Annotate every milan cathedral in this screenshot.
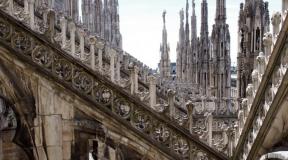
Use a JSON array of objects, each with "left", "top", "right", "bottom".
[
  {"left": 2, "top": 0, "right": 288, "bottom": 159},
  {"left": 159, "top": 0, "right": 234, "bottom": 115}
]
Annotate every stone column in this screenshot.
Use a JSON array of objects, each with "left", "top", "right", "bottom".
[
  {"left": 110, "top": 49, "right": 117, "bottom": 83},
  {"left": 109, "top": 147, "right": 116, "bottom": 160},
  {"left": 34, "top": 115, "right": 47, "bottom": 159},
  {"left": 68, "top": 21, "right": 76, "bottom": 57},
  {"left": 43, "top": 114, "right": 63, "bottom": 160},
  {"left": 62, "top": 114, "right": 73, "bottom": 160},
  {"left": 222, "top": 128, "right": 228, "bottom": 148},
  {"left": 227, "top": 128, "right": 234, "bottom": 157},
  {"left": 207, "top": 113, "right": 213, "bottom": 146},
  {"left": 116, "top": 53, "right": 122, "bottom": 84},
  {"left": 201, "top": 96, "right": 206, "bottom": 112},
  {"left": 78, "top": 28, "right": 86, "bottom": 61},
  {"left": 148, "top": 75, "right": 157, "bottom": 109},
  {"left": 96, "top": 42, "right": 105, "bottom": 74},
  {"left": 167, "top": 89, "right": 176, "bottom": 119},
  {"left": 89, "top": 36, "right": 97, "bottom": 71},
  {"left": 134, "top": 66, "right": 139, "bottom": 93},
  {"left": 97, "top": 140, "right": 106, "bottom": 159},
  {"left": 45, "top": 10, "right": 56, "bottom": 42},
  {"left": 123, "top": 53, "right": 129, "bottom": 70},
  {"left": 143, "top": 67, "right": 149, "bottom": 83},
  {"left": 28, "top": 0, "right": 35, "bottom": 29},
  {"left": 35, "top": 84, "right": 66, "bottom": 160},
  {"left": 60, "top": 17, "right": 67, "bottom": 49},
  {"left": 129, "top": 66, "right": 139, "bottom": 94},
  {"left": 8, "top": 0, "right": 14, "bottom": 15},
  {"left": 186, "top": 101, "right": 194, "bottom": 134}
]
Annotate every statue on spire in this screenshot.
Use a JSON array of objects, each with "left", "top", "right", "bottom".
[
  {"left": 186, "top": 0, "right": 189, "bottom": 16},
  {"left": 162, "top": 10, "right": 166, "bottom": 25},
  {"left": 192, "top": 0, "right": 195, "bottom": 10},
  {"left": 180, "top": 9, "right": 184, "bottom": 23}
]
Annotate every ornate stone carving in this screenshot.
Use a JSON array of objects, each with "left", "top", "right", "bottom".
[
  {"left": 194, "top": 102, "right": 204, "bottom": 114},
  {"left": 271, "top": 12, "right": 282, "bottom": 37},
  {"left": 263, "top": 32, "right": 273, "bottom": 58},
  {"left": 251, "top": 69, "right": 259, "bottom": 89},
  {"left": 272, "top": 66, "right": 283, "bottom": 90},
  {"left": 152, "top": 123, "right": 170, "bottom": 143},
  {"left": 72, "top": 70, "right": 93, "bottom": 94},
  {"left": 11, "top": 32, "right": 33, "bottom": 53},
  {"left": 172, "top": 135, "right": 189, "bottom": 156},
  {"left": 256, "top": 52, "right": 266, "bottom": 77},
  {"left": 219, "top": 100, "right": 227, "bottom": 115},
  {"left": 131, "top": 110, "right": 151, "bottom": 132},
  {"left": 32, "top": 46, "right": 52, "bottom": 68},
  {"left": 174, "top": 111, "right": 188, "bottom": 126},
  {"left": 0, "top": 20, "right": 11, "bottom": 39},
  {"left": 113, "top": 98, "right": 131, "bottom": 119},
  {"left": 99, "top": 88, "right": 112, "bottom": 104},
  {"left": 53, "top": 58, "right": 72, "bottom": 81}
]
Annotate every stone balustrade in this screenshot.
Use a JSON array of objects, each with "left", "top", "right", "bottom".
[{"left": 234, "top": 4, "right": 288, "bottom": 159}]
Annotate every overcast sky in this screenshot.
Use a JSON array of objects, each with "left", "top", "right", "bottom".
[{"left": 119, "top": 0, "right": 281, "bottom": 69}]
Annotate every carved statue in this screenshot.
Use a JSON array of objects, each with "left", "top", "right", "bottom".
[
  {"left": 180, "top": 9, "right": 184, "bottom": 23},
  {"left": 162, "top": 10, "right": 166, "bottom": 24}
]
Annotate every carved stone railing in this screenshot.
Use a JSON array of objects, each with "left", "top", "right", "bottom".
[
  {"left": 233, "top": 6, "right": 288, "bottom": 160},
  {"left": 0, "top": 2, "right": 228, "bottom": 160},
  {"left": 0, "top": 0, "right": 215, "bottom": 138}
]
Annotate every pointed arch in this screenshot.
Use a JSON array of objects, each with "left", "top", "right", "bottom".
[{"left": 0, "top": 55, "right": 36, "bottom": 160}]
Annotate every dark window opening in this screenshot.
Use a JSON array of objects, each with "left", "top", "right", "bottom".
[
  {"left": 221, "top": 42, "right": 224, "bottom": 57},
  {"left": 256, "top": 27, "right": 260, "bottom": 51}
]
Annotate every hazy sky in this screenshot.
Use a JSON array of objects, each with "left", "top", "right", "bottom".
[{"left": 119, "top": 0, "right": 281, "bottom": 69}]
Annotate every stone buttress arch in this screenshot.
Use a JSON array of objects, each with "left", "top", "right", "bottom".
[{"left": 0, "top": 53, "right": 37, "bottom": 160}]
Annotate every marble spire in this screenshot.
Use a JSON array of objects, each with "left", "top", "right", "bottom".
[
  {"left": 200, "top": 0, "right": 209, "bottom": 40},
  {"left": 191, "top": 0, "right": 197, "bottom": 42},
  {"left": 160, "top": 10, "right": 171, "bottom": 80},
  {"left": 216, "top": 0, "right": 226, "bottom": 23},
  {"left": 176, "top": 9, "right": 185, "bottom": 82}
]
